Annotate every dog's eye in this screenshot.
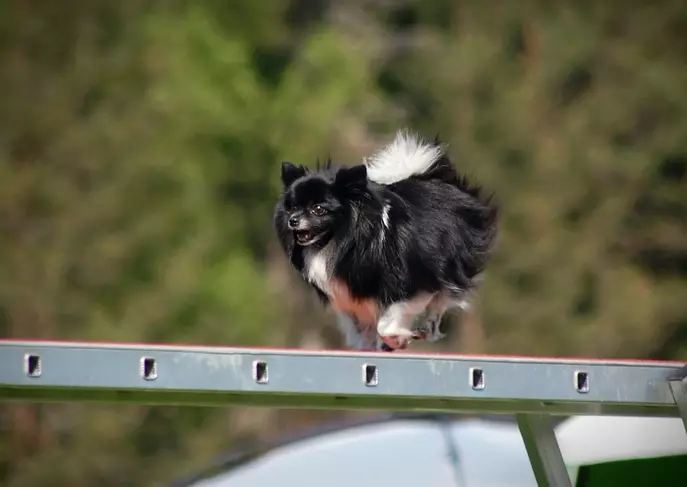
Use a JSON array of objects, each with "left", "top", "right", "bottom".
[{"left": 310, "top": 204, "right": 327, "bottom": 216}]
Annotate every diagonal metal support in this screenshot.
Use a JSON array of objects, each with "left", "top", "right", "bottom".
[
  {"left": 517, "top": 413, "right": 572, "bottom": 487},
  {"left": 669, "top": 365, "right": 687, "bottom": 434}
]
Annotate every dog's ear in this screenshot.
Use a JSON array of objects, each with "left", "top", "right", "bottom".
[
  {"left": 281, "top": 161, "right": 306, "bottom": 188},
  {"left": 335, "top": 164, "right": 367, "bottom": 190}
]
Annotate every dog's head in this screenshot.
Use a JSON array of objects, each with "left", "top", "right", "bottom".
[{"left": 277, "top": 161, "right": 368, "bottom": 247}]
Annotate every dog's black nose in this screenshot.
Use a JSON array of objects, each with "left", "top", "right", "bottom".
[{"left": 288, "top": 216, "right": 299, "bottom": 229}]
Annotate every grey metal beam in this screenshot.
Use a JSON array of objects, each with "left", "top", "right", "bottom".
[
  {"left": 517, "top": 414, "right": 573, "bottom": 487},
  {"left": 0, "top": 340, "right": 683, "bottom": 416}
]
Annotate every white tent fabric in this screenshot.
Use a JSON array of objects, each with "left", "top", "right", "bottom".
[{"left": 556, "top": 415, "right": 687, "bottom": 466}]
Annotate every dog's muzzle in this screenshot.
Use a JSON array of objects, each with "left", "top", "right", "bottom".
[{"left": 287, "top": 216, "right": 301, "bottom": 230}]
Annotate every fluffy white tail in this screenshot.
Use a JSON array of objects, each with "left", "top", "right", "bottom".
[{"left": 364, "top": 129, "right": 444, "bottom": 185}]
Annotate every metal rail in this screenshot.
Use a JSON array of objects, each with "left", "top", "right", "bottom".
[{"left": 1, "top": 340, "right": 685, "bottom": 487}]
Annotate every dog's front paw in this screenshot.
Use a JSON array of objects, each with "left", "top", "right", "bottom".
[{"left": 378, "top": 335, "right": 410, "bottom": 351}]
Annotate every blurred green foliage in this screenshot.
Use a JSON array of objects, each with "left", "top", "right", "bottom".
[{"left": 1, "top": 1, "right": 687, "bottom": 485}]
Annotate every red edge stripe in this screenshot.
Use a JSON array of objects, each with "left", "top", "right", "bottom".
[{"left": 1, "top": 338, "right": 685, "bottom": 365}]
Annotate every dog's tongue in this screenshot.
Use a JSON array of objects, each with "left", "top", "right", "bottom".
[{"left": 296, "top": 230, "right": 313, "bottom": 243}]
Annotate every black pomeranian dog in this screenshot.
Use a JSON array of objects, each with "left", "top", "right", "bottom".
[{"left": 273, "top": 130, "right": 498, "bottom": 352}]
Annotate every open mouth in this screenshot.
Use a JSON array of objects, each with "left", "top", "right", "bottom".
[{"left": 295, "top": 230, "right": 322, "bottom": 246}]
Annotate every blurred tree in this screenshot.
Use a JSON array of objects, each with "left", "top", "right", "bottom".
[{"left": 1, "top": 1, "right": 377, "bottom": 485}]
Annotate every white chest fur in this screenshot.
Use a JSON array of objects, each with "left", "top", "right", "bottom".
[{"left": 304, "top": 247, "right": 331, "bottom": 295}]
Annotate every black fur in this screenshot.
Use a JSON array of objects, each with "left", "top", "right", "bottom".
[{"left": 273, "top": 134, "right": 498, "bottom": 345}]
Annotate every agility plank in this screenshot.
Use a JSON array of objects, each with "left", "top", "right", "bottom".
[
  {"left": 0, "top": 340, "right": 683, "bottom": 418},
  {"left": 1, "top": 340, "right": 686, "bottom": 487}
]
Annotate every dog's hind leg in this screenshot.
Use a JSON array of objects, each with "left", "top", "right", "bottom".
[
  {"left": 414, "top": 290, "right": 472, "bottom": 342},
  {"left": 414, "top": 293, "right": 449, "bottom": 342}
]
